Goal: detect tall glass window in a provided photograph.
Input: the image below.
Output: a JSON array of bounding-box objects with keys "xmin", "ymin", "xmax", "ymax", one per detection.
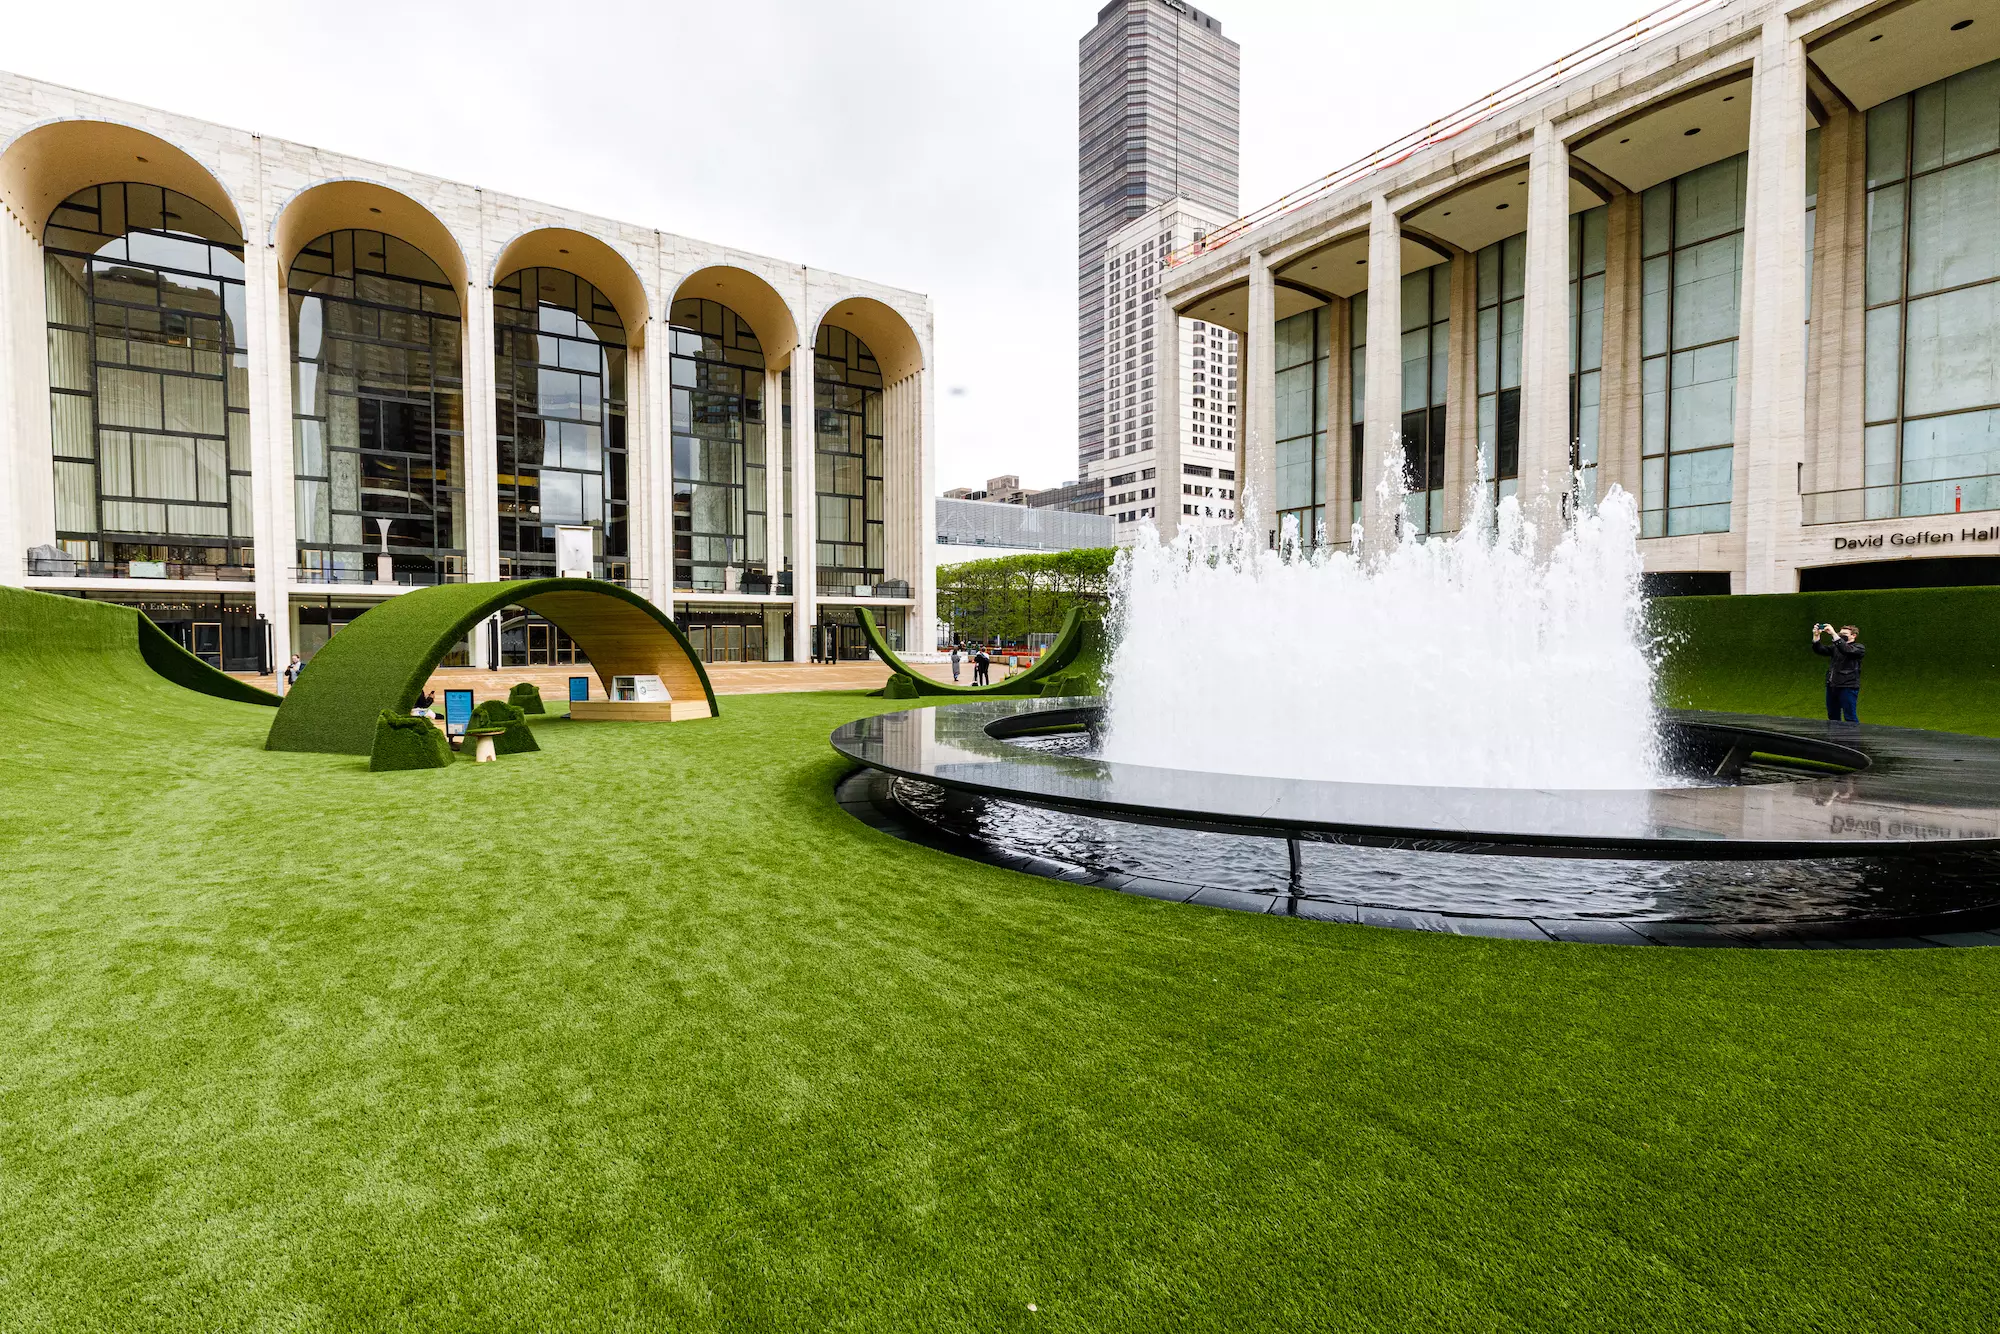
[
  {"xmin": 1640, "ymin": 153, "xmax": 1747, "ymax": 537},
  {"xmin": 1862, "ymin": 58, "xmax": 2000, "ymax": 518},
  {"xmin": 1274, "ymin": 306, "xmax": 1329, "ymax": 546},
  {"xmin": 495, "ymin": 269, "xmax": 627, "ymax": 580},
  {"xmin": 1476, "ymin": 235, "xmax": 1525, "ymax": 506},
  {"xmin": 1402, "ymin": 263, "xmax": 1451, "ymax": 533},
  {"xmin": 670, "ymin": 298, "xmax": 766, "ymax": 592},
  {"xmin": 1352, "ymin": 292, "xmax": 1368, "ymax": 528},
  {"xmin": 1570, "ymin": 205, "xmax": 1609, "ymax": 507},
  {"xmin": 44, "ymin": 184, "xmax": 250, "ymax": 571},
  {"xmin": 290, "ymin": 230, "xmax": 464, "ymax": 581},
  {"xmin": 814, "ymin": 324, "xmax": 884, "ymax": 593}
]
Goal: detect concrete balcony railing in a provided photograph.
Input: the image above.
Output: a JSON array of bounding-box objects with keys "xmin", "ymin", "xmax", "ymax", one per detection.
[
  {"xmin": 1803, "ymin": 475, "xmax": 2000, "ymax": 527},
  {"xmin": 817, "ymin": 575, "xmax": 913, "ymax": 599},
  {"xmin": 292, "ymin": 566, "xmax": 469, "ymax": 587},
  {"xmin": 26, "ymin": 551, "xmax": 253, "ymax": 581}
]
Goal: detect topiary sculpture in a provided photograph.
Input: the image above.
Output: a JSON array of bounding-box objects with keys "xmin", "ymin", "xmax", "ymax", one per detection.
[
  {"xmin": 507, "ymin": 682, "xmax": 546, "ymax": 715},
  {"xmin": 469, "ymin": 699, "xmax": 539, "ymax": 754},
  {"xmin": 369, "ymin": 710, "xmax": 453, "ymax": 772}
]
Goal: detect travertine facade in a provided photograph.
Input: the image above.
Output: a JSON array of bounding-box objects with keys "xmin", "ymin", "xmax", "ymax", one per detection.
[
  {"xmin": 1162, "ymin": 0, "xmax": 2000, "ymax": 594},
  {"xmin": 0, "ymin": 71, "xmax": 936, "ymax": 668}
]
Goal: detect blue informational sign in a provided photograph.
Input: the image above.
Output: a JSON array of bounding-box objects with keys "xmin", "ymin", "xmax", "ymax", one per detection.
[
  {"xmin": 444, "ymin": 689, "xmax": 474, "ymax": 737},
  {"xmin": 569, "ymin": 675, "xmax": 590, "ymax": 702}
]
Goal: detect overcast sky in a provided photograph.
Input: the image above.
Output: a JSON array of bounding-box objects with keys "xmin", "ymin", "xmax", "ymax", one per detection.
[{"xmin": 10, "ymin": 0, "xmax": 1630, "ymax": 490}]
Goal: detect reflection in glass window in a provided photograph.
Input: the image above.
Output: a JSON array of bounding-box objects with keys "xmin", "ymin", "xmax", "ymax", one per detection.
[
  {"xmin": 289, "ymin": 230, "xmax": 464, "ymax": 581},
  {"xmin": 1863, "ymin": 58, "xmax": 2000, "ymax": 520},
  {"xmin": 1400, "ymin": 263, "xmax": 1451, "ymax": 534},
  {"xmin": 44, "ymin": 184, "xmax": 250, "ymax": 570},
  {"xmin": 1273, "ymin": 306, "xmax": 1329, "ymax": 547},
  {"xmin": 496, "ymin": 269, "xmax": 626, "ymax": 579},
  {"xmin": 815, "ymin": 325, "xmax": 884, "ymax": 593},
  {"xmin": 670, "ymin": 298, "xmax": 766, "ymax": 593},
  {"xmin": 1639, "ymin": 153, "xmax": 1747, "ymax": 537}
]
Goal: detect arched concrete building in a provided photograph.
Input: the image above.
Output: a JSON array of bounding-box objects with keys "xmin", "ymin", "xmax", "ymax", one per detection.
[
  {"xmin": 0, "ymin": 79, "xmax": 936, "ymax": 671},
  {"xmin": 1158, "ymin": 0, "xmax": 2000, "ymax": 596}
]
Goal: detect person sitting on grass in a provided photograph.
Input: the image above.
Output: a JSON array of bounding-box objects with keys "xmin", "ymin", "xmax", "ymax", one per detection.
[{"xmin": 1810, "ymin": 622, "xmax": 1865, "ymax": 723}]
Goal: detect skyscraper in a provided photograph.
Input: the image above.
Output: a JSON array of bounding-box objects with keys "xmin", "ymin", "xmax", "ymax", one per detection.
[{"xmin": 1078, "ymin": 0, "xmax": 1240, "ymax": 477}]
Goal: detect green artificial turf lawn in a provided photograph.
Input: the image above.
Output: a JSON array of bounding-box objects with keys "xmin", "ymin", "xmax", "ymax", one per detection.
[{"xmin": 2, "ymin": 618, "xmax": 1999, "ymax": 1330}]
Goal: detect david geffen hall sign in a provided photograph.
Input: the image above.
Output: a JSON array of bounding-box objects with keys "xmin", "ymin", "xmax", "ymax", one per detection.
[{"xmin": 1833, "ymin": 524, "xmax": 2000, "ymax": 551}]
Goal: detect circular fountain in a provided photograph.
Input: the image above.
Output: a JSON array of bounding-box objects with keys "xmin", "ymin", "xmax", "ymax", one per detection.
[{"xmin": 836, "ymin": 488, "xmax": 2000, "ymax": 946}]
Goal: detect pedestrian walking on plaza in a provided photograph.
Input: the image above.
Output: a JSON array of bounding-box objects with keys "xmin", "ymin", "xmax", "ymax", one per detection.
[
  {"xmin": 1811, "ymin": 622, "xmax": 1866, "ymax": 723},
  {"xmin": 281, "ymin": 653, "xmax": 303, "ymax": 695},
  {"xmin": 951, "ymin": 643, "xmax": 963, "ymax": 682},
  {"xmin": 973, "ymin": 648, "xmax": 991, "ymax": 687}
]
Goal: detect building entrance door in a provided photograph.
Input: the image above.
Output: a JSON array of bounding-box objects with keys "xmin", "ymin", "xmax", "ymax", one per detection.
[
  {"xmin": 527, "ymin": 622, "xmax": 552, "ymax": 665},
  {"xmin": 192, "ymin": 622, "xmax": 223, "ymax": 667}
]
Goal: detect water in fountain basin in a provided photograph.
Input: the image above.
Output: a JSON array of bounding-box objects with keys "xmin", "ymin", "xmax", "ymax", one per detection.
[{"xmin": 1098, "ymin": 481, "xmax": 1663, "ymax": 790}]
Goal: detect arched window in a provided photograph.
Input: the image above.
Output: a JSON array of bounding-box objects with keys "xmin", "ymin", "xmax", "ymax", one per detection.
[
  {"xmin": 814, "ymin": 324, "xmax": 883, "ymax": 592},
  {"xmin": 289, "ymin": 230, "xmax": 464, "ymax": 582},
  {"xmin": 496, "ymin": 269, "xmax": 627, "ymax": 580},
  {"xmin": 670, "ymin": 298, "xmax": 767, "ymax": 592},
  {"xmin": 44, "ymin": 184, "xmax": 250, "ymax": 572}
]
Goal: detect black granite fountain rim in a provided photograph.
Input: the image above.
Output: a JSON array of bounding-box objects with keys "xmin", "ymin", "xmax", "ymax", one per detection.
[
  {"xmin": 833, "ymin": 768, "xmax": 2000, "ymax": 949},
  {"xmin": 828, "ymin": 697, "xmax": 2000, "ymax": 860}
]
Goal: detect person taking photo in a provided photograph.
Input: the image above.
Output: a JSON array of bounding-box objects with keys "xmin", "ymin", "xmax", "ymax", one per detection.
[{"xmin": 1810, "ymin": 622, "xmax": 1866, "ymax": 723}]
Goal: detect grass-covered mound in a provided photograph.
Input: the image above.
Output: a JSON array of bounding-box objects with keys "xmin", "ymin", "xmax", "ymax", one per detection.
[
  {"xmin": 1651, "ymin": 585, "xmax": 2000, "ymax": 734},
  {"xmin": 468, "ymin": 699, "xmax": 538, "ymax": 754},
  {"xmin": 2, "ymin": 634, "xmax": 1998, "ymax": 1326},
  {"xmin": 508, "ymin": 681, "xmax": 546, "ymax": 715},
  {"xmin": 0, "ymin": 585, "xmax": 279, "ymax": 708},
  {"xmin": 368, "ymin": 709, "xmax": 453, "ymax": 771}
]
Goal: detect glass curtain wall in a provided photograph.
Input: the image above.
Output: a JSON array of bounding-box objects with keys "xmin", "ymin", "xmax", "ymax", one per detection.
[
  {"xmin": 1862, "ymin": 58, "xmax": 2000, "ymax": 518},
  {"xmin": 1274, "ymin": 306, "xmax": 1330, "ymax": 546},
  {"xmin": 1639, "ymin": 153, "xmax": 1747, "ymax": 537},
  {"xmin": 1401, "ymin": 263, "xmax": 1451, "ymax": 533},
  {"xmin": 1476, "ymin": 235, "xmax": 1525, "ymax": 506},
  {"xmin": 290, "ymin": 230, "xmax": 465, "ymax": 581},
  {"xmin": 495, "ymin": 269, "xmax": 627, "ymax": 579},
  {"xmin": 814, "ymin": 324, "xmax": 885, "ymax": 593},
  {"xmin": 1569, "ymin": 206, "xmax": 1609, "ymax": 507},
  {"xmin": 670, "ymin": 298, "xmax": 766, "ymax": 592},
  {"xmin": 44, "ymin": 185, "xmax": 251, "ymax": 572}
]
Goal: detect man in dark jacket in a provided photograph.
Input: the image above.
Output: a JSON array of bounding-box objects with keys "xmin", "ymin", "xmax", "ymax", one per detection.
[{"xmin": 1811, "ymin": 622, "xmax": 1865, "ymax": 722}]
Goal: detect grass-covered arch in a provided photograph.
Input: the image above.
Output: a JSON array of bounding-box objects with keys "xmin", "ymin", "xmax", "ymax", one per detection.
[
  {"xmin": 856, "ymin": 606, "xmax": 1095, "ymax": 697},
  {"xmin": 265, "ymin": 580, "xmax": 718, "ymax": 755}
]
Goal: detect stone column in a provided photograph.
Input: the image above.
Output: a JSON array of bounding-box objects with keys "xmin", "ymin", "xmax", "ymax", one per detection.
[
  {"xmin": 0, "ymin": 204, "xmax": 51, "ymax": 581},
  {"xmin": 1242, "ymin": 251, "xmax": 1276, "ymax": 543},
  {"xmin": 1596, "ymin": 191, "xmax": 1644, "ymax": 505},
  {"xmin": 241, "ymin": 163, "xmax": 295, "ymax": 666},
  {"xmin": 788, "ymin": 341, "xmax": 817, "ymax": 660},
  {"xmin": 895, "ymin": 366, "xmax": 939, "ymax": 657},
  {"xmin": 1738, "ymin": 18, "xmax": 1810, "ymax": 593},
  {"xmin": 1519, "ymin": 120, "xmax": 1573, "ymax": 518},
  {"xmin": 1442, "ymin": 252, "xmax": 1479, "ymax": 533},
  {"xmin": 1154, "ymin": 295, "xmax": 1184, "ymax": 540},
  {"xmin": 1360, "ymin": 195, "xmax": 1404, "ymax": 548},
  {"xmin": 459, "ymin": 224, "xmax": 500, "ymax": 586},
  {"xmin": 763, "ymin": 364, "xmax": 785, "ymax": 580},
  {"xmin": 1325, "ymin": 297, "xmax": 1350, "ymax": 543},
  {"xmin": 1804, "ymin": 102, "xmax": 1867, "ymax": 496}
]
